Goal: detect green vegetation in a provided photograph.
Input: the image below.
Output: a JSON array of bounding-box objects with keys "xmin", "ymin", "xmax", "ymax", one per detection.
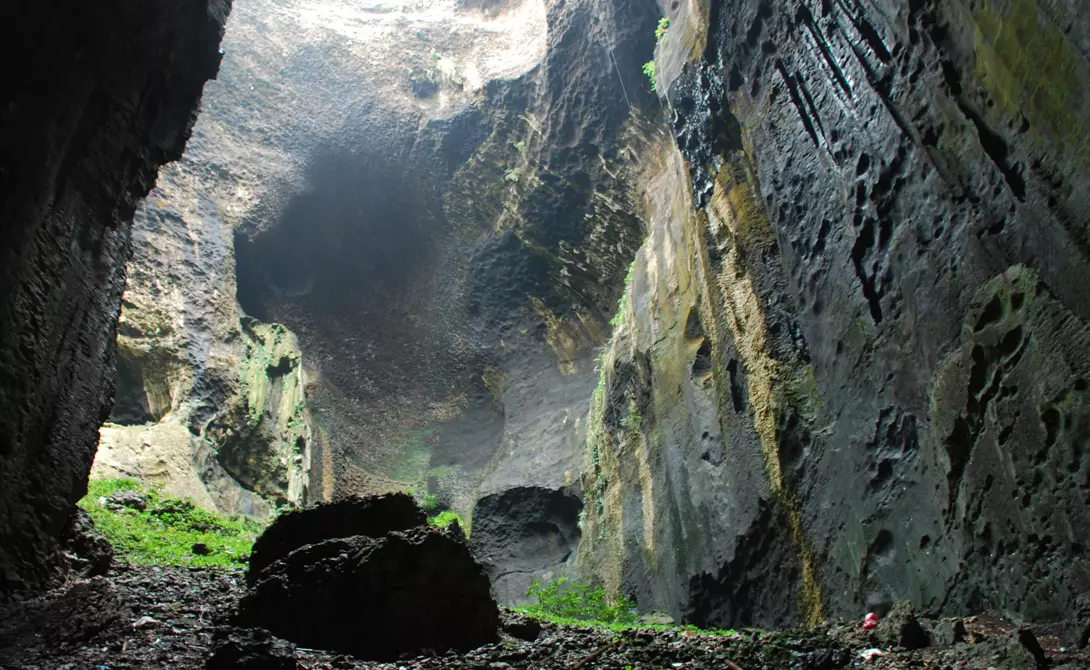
[
  {"xmin": 610, "ymin": 259, "xmax": 637, "ymax": 329},
  {"xmin": 520, "ymin": 576, "xmax": 638, "ymax": 624},
  {"xmin": 416, "ymin": 489, "xmax": 440, "ymax": 512},
  {"xmin": 427, "ymin": 509, "xmax": 466, "ymax": 532},
  {"xmin": 654, "ymin": 17, "xmax": 670, "ymax": 41},
  {"xmin": 413, "ymin": 489, "xmax": 469, "ymax": 535},
  {"xmin": 642, "ymin": 61, "xmax": 657, "ymax": 91},
  {"xmin": 642, "ymin": 17, "xmax": 670, "ymax": 91},
  {"xmin": 517, "ymin": 576, "xmax": 741, "ymax": 636},
  {"xmin": 78, "ymin": 478, "xmax": 265, "ymax": 568}
]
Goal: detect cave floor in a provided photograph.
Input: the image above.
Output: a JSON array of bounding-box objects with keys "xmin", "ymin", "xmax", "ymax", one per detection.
[{"xmin": 0, "ymin": 564, "xmax": 1086, "ymax": 669}]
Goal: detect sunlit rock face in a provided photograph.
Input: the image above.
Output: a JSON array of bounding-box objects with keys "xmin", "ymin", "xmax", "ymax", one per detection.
[
  {"xmin": 121, "ymin": 0, "xmax": 659, "ymax": 589},
  {"xmin": 579, "ymin": 0, "xmax": 1090, "ymax": 628}
]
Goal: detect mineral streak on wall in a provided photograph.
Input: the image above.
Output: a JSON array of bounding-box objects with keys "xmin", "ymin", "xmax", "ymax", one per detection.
[{"xmin": 579, "ymin": 0, "xmax": 1090, "ymax": 627}]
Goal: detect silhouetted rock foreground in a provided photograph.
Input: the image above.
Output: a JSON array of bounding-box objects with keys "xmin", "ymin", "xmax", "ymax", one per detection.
[
  {"xmin": 2, "ymin": 562, "xmax": 1090, "ymax": 669},
  {"xmin": 246, "ymin": 493, "xmax": 426, "ymax": 583},
  {"xmin": 238, "ymin": 494, "xmax": 498, "ymax": 659}
]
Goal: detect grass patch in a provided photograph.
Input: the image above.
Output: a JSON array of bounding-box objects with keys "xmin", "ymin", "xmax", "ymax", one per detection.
[
  {"xmin": 78, "ymin": 478, "xmax": 266, "ymax": 568},
  {"xmin": 520, "ymin": 576, "xmax": 638, "ymax": 624},
  {"xmin": 516, "ymin": 576, "xmax": 741, "ymax": 637}
]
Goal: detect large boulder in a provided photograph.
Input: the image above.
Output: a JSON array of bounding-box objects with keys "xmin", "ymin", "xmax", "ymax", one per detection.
[
  {"xmin": 240, "ymin": 496, "xmax": 498, "ymax": 660},
  {"xmin": 246, "ymin": 493, "xmax": 425, "ymax": 583}
]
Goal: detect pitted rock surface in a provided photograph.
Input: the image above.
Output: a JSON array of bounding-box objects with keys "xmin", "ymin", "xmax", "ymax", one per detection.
[
  {"xmin": 579, "ymin": 0, "xmax": 1090, "ymax": 628},
  {"xmin": 246, "ymin": 493, "xmax": 425, "ymax": 583},
  {"xmin": 240, "ymin": 523, "xmax": 498, "ymax": 660}
]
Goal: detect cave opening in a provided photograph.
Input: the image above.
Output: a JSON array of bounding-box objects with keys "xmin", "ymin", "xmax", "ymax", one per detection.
[{"xmin": 4, "ymin": 0, "xmax": 1090, "ymax": 665}]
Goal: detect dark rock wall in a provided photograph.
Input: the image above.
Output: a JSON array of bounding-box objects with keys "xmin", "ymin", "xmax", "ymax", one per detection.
[
  {"xmin": 582, "ymin": 0, "xmax": 1090, "ymax": 627},
  {"xmin": 0, "ymin": 0, "xmax": 229, "ymax": 595}
]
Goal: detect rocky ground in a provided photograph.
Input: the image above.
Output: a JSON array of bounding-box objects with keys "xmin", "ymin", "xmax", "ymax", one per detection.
[{"xmin": 2, "ymin": 563, "xmax": 1088, "ymax": 669}]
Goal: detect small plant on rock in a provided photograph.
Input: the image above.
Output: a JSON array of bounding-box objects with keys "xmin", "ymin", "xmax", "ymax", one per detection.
[
  {"xmin": 643, "ymin": 17, "xmax": 670, "ymax": 91},
  {"xmin": 655, "ymin": 17, "xmax": 670, "ymax": 41},
  {"xmin": 642, "ymin": 60, "xmax": 657, "ymax": 91},
  {"xmin": 427, "ymin": 509, "xmax": 466, "ymax": 533}
]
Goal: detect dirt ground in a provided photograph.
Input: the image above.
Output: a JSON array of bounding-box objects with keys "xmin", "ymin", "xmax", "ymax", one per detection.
[{"xmin": 1, "ymin": 564, "xmax": 1087, "ymax": 669}]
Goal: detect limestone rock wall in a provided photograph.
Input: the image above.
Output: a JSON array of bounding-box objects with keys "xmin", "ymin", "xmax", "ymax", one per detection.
[
  {"xmin": 0, "ymin": 0, "xmax": 229, "ymax": 596},
  {"xmin": 580, "ymin": 0, "xmax": 1090, "ymax": 626},
  {"xmin": 116, "ymin": 0, "xmax": 661, "ymax": 597}
]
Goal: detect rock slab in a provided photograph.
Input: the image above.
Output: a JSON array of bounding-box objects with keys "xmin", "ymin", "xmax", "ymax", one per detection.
[{"xmin": 60, "ymin": 508, "xmax": 114, "ymax": 578}]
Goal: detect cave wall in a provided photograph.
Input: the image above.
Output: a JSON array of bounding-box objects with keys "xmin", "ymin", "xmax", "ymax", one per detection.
[
  {"xmin": 0, "ymin": 0, "xmax": 229, "ymax": 595},
  {"xmin": 115, "ymin": 0, "xmax": 660, "ymax": 599},
  {"xmin": 581, "ymin": 0, "xmax": 1090, "ymax": 626}
]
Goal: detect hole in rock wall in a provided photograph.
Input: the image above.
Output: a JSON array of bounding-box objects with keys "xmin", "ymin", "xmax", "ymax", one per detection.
[{"xmin": 470, "ymin": 486, "xmax": 583, "ymax": 605}]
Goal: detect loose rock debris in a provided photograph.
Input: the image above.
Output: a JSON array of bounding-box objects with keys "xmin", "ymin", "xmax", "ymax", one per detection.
[{"xmin": 2, "ymin": 563, "xmax": 1089, "ymax": 669}]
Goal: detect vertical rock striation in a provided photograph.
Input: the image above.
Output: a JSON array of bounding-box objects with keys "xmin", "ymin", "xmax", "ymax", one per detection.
[
  {"xmin": 582, "ymin": 0, "xmax": 1090, "ymax": 627},
  {"xmin": 0, "ymin": 0, "xmax": 230, "ymax": 595}
]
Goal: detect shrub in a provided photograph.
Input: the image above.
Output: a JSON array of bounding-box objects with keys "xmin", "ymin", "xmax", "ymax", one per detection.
[
  {"xmin": 78, "ymin": 478, "xmax": 266, "ymax": 568},
  {"xmin": 655, "ymin": 17, "xmax": 670, "ymax": 41},
  {"xmin": 427, "ymin": 509, "xmax": 466, "ymax": 533},
  {"xmin": 643, "ymin": 17, "xmax": 670, "ymax": 92},
  {"xmin": 522, "ymin": 576, "xmax": 638, "ymax": 624},
  {"xmin": 414, "ymin": 490, "xmax": 440, "ymax": 512},
  {"xmin": 642, "ymin": 61, "xmax": 657, "ymax": 91}
]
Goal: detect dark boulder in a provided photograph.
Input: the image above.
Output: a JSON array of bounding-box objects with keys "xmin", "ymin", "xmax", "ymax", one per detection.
[
  {"xmin": 246, "ymin": 493, "xmax": 425, "ymax": 583},
  {"xmin": 877, "ymin": 601, "xmax": 931, "ymax": 651},
  {"xmin": 59, "ymin": 508, "xmax": 113, "ymax": 578},
  {"xmin": 469, "ymin": 486, "xmax": 582, "ymax": 604},
  {"xmin": 206, "ymin": 627, "xmax": 297, "ymax": 670},
  {"xmin": 500, "ymin": 610, "xmax": 542, "ymax": 642},
  {"xmin": 240, "ymin": 501, "xmax": 498, "ymax": 660}
]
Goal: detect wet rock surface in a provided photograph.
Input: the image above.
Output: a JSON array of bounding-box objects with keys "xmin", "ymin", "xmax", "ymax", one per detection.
[
  {"xmin": 583, "ymin": 0, "xmax": 1090, "ymax": 629},
  {"xmin": 2, "ymin": 564, "xmax": 1089, "ymax": 669},
  {"xmin": 470, "ymin": 486, "xmax": 583, "ymax": 604}
]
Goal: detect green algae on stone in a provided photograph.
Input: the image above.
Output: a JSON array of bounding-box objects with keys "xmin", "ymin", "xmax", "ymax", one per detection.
[{"xmin": 972, "ymin": 0, "xmax": 1089, "ymax": 162}]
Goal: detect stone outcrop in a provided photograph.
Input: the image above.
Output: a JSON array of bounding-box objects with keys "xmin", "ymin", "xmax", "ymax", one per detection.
[
  {"xmin": 239, "ymin": 496, "xmax": 498, "ymax": 660},
  {"xmin": 0, "ymin": 0, "xmax": 230, "ymax": 597},
  {"xmin": 206, "ymin": 627, "xmax": 297, "ymax": 670},
  {"xmin": 469, "ymin": 486, "xmax": 583, "ymax": 603},
  {"xmin": 246, "ymin": 493, "xmax": 425, "ymax": 582},
  {"xmin": 59, "ymin": 509, "xmax": 114, "ymax": 579},
  {"xmin": 579, "ymin": 0, "xmax": 1090, "ymax": 628},
  {"xmin": 100, "ymin": 219, "xmax": 314, "ymax": 515}
]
